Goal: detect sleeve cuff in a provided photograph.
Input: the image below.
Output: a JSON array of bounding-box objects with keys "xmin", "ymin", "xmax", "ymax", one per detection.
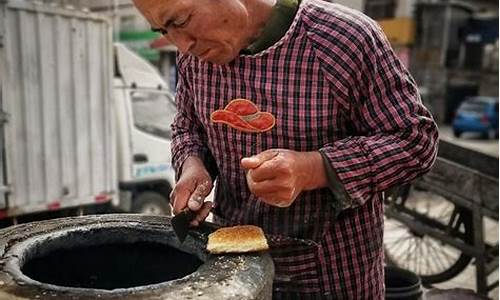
[{"xmin": 319, "ymin": 150, "xmax": 355, "ymax": 213}]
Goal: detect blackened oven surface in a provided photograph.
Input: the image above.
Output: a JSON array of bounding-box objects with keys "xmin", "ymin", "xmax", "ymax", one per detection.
[{"xmin": 22, "ymin": 242, "xmax": 203, "ymax": 289}]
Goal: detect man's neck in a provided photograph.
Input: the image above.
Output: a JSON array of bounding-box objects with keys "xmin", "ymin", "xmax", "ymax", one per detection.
[{"xmin": 240, "ymin": 0, "xmax": 277, "ymax": 49}]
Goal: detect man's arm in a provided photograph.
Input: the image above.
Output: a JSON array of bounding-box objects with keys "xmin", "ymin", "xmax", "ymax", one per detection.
[
  {"xmin": 307, "ymin": 6, "xmax": 439, "ymax": 209},
  {"xmin": 242, "ymin": 6, "xmax": 438, "ymax": 209},
  {"xmin": 171, "ymin": 54, "xmax": 218, "ymax": 181},
  {"xmin": 170, "ymin": 54, "xmax": 218, "ymax": 224}
]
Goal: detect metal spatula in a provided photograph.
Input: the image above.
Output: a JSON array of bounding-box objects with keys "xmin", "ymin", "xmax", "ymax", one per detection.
[{"xmin": 171, "ymin": 209, "xmax": 197, "ymax": 243}]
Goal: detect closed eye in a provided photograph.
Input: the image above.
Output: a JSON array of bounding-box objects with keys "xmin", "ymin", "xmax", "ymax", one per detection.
[
  {"xmin": 152, "ymin": 14, "xmax": 192, "ymax": 36},
  {"xmin": 151, "ymin": 27, "xmax": 167, "ymax": 35},
  {"xmin": 172, "ymin": 14, "xmax": 191, "ymax": 28}
]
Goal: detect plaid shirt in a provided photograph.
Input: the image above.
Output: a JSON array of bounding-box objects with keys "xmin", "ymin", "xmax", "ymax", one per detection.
[{"xmin": 172, "ymin": 1, "xmax": 439, "ymax": 299}]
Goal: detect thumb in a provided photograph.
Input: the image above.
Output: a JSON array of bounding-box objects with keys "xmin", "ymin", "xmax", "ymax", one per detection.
[
  {"xmin": 241, "ymin": 150, "xmax": 279, "ymax": 170},
  {"xmin": 188, "ymin": 180, "xmax": 212, "ymax": 211}
]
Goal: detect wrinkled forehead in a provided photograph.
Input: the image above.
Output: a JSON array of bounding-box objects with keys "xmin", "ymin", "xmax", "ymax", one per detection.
[{"xmin": 132, "ymin": 0, "xmax": 177, "ymax": 27}]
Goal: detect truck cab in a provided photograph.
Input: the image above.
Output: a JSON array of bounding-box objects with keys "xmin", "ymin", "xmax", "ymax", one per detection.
[{"xmin": 113, "ymin": 43, "xmax": 176, "ymax": 215}]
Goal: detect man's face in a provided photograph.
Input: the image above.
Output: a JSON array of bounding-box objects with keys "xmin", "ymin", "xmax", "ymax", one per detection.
[{"xmin": 134, "ymin": 0, "xmax": 248, "ymax": 64}]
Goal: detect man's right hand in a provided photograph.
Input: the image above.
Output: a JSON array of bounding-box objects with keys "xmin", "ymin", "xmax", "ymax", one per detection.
[{"xmin": 170, "ymin": 156, "xmax": 214, "ymax": 227}]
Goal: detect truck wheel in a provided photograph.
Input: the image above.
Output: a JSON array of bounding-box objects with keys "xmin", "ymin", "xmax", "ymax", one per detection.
[{"xmin": 132, "ymin": 192, "xmax": 171, "ymax": 216}]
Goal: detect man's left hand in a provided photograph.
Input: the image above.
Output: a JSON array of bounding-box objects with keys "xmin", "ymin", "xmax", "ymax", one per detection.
[{"xmin": 241, "ymin": 149, "xmax": 327, "ymax": 207}]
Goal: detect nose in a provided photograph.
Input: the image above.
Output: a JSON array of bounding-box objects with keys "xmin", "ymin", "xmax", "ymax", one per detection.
[{"xmin": 168, "ymin": 30, "xmax": 195, "ymax": 54}]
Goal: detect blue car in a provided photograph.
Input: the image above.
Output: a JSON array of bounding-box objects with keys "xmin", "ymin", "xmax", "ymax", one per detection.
[{"xmin": 452, "ymin": 96, "xmax": 499, "ymax": 139}]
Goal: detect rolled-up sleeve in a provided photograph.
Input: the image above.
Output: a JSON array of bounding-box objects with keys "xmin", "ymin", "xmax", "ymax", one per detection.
[
  {"xmin": 308, "ymin": 9, "xmax": 439, "ymax": 209},
  {"xmin": 171, "ymin": 54, "xmax": 218, "ymax": 181}
]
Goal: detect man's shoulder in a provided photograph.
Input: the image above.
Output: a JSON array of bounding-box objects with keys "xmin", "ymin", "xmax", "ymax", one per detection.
[{"xmin": 300, "ymin": 0, "xmax": 378, "ymax": 41}]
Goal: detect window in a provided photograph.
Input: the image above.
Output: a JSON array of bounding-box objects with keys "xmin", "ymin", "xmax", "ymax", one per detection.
[{"xmin": 131, "ymin": 91, "xmax": 176, "ymax": 139}]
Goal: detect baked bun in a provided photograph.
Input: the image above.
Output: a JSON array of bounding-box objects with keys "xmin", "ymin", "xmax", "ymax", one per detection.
[{"xmin": 207, "ymin": 225, "xmax": 269, "ymax": 254}]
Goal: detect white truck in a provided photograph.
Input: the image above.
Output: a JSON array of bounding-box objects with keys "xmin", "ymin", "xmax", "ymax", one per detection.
[
  {"xmin": 113, "ymin": 43, "xmax": 176, "ymax": 216},
  {"xmin": 0, "ymin": 0, "xmax": 175, "ymax": 224}
]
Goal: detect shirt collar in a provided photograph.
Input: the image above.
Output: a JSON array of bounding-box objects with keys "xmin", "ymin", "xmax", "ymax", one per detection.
[{"xmin": 241, "ymin": 0, "xmax": 299, "ymax": 55}]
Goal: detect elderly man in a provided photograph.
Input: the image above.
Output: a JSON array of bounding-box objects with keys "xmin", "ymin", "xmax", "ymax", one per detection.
[{"xmin": 133, "ymin": 0, "xmax": 439, "ymax": 298}]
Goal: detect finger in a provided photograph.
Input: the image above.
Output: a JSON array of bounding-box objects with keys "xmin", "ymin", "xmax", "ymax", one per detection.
[
  {"xmin": 248, "ymin": 178, "xmax": 291, "ymax": 197},
  {"xmin": 247, "ymin": 158, "xmax": 283, "ymax": 182},
  {"xmin": 189, "ymin": 201, "xmax": 213, "ymax": 227},
  {"xmin": 172, "ymin": 186, "xmax": 192, "ymax": 215},
  {"xmin": 188, "ymin": 180, "xmax": 212, "ymax": 211},
  {"xmin": 241, "ymin": 149, "xmax": 280, "ymax": 170},
  {"xmin": 256, "ymin": 193, "xmax": 294, "ymax": 208}
]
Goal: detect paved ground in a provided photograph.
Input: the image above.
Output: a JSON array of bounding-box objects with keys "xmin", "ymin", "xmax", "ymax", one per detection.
[{"xmin": 439, "ymin": 125, "xmax": 499, "ymax": 158}]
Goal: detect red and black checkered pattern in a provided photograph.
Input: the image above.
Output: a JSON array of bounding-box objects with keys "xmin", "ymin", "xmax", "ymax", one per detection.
[{"xmin": 171, "ymin": 1, "xmax": 438, "ymax": 298}]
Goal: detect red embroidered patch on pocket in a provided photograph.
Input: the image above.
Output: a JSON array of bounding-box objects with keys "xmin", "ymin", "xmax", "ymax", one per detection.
[{"xmin": 210, "ymin": 99, "xmax": 276, "ymax": 133}]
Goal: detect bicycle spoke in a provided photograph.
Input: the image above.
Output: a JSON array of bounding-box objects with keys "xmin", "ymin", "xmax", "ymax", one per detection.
[
  {"xmin": 404, "ymin": 237, "xmax": 419, "ymax": 270},
  {"xmin": 384, "ymin": 189, "xmax": 472, "ymax": 283},
  {"xmin": 428, "ymin": 237, "xmax": 458, "ymax": 262},
  {"xmin": 416, "ymin": 237, "xmax": 424, "ymax": 274},
  {"xmin": 388, "ymin": 237, "xmax": 412, "ymax": 264},
  {"xmin": 384, "ymin": 235, "xmax": 414, "ymax": 243},
  {"xmin": 425, "ymin": 237, "xmax": 457, "ymax": 273}
]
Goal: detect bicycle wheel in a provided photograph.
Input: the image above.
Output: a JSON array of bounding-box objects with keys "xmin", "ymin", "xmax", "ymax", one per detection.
[{"xmin": 384, "ymin": 187, "xmax": 473, "ymax": 284}]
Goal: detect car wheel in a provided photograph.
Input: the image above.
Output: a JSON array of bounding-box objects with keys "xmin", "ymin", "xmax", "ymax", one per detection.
[
  {"xmin": 132, "ymin": 192, "xmax": 172, "ymax": 216},
  {"xmin": 453, "ymin": 130, "xmax": 462, "ymax": 138}
]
